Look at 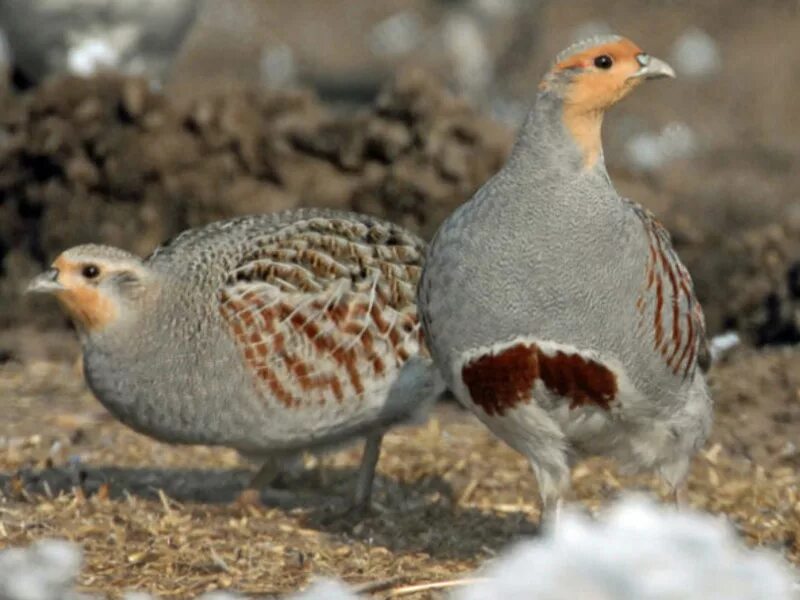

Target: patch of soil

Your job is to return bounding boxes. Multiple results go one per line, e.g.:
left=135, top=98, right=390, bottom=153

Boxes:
left=710, top=345, right=800, bottom=467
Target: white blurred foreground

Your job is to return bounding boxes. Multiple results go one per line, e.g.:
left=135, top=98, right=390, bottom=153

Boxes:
left=456, top=497, right=797, bottom=600
left=0, top=497, right=796, bottom=599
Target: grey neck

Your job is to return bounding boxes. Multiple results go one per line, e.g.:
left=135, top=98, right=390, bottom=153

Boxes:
left=505, top=90, right=610, bottom=188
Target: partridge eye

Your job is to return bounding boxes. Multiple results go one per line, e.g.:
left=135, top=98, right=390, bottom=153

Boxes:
left=594, top=54, right=613, bottom=69
left=81, top=264, right=100, bottom=279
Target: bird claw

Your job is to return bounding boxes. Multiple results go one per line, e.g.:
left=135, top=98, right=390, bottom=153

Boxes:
left=233, top=488, right=264, bottom=509
left=340, top=499, right=376, bottom=519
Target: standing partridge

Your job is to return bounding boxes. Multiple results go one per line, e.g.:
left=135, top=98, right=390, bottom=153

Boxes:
left=28, top=209, right=442, bottom=508
left=417, top=36, right=712, bottom=521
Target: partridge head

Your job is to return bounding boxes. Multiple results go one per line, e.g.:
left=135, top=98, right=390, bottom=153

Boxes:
left=28, top=244, right=151, bottom=334
left=539, top=36, right=675, bottom=168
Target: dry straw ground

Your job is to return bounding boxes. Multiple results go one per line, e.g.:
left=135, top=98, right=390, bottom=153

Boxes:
left=1, top=344, right=800, bottom=598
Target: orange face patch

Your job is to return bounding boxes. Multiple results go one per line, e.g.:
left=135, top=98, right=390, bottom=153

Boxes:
left=545, top=38, right=648, bottom=168
left=51, top=256, right=118, bottom=331
left=559, top=39, right=646, bottom=109
left=462, top=343, right=618, bottom=417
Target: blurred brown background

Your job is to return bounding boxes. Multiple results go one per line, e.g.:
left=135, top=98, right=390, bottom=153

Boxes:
left=1, top=0, right=799, bottom=357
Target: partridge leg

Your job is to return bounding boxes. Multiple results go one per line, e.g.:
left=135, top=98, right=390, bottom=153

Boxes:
left=530, top=453, right=570, bottom=529
left=672, top=477, right=690, bottom=509
left=352, top=431, right=384, bottom=510
left=660, top=458, right=691, bottom=510
left=541, top=496, right=564, bottom=527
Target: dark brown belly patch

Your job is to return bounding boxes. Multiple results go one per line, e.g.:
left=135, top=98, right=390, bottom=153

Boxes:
left=461, top=342, right=618, bottom=416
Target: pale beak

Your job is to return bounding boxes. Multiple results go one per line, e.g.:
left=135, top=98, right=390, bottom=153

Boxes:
left=631, top=54, right=676, bottom=80
left=26, top=268, right=64, bottom=294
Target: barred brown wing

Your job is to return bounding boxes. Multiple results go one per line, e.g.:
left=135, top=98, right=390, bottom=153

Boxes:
left=217, top=218, right=424, bottom=409
left=630, top=202, right=709, bottom=378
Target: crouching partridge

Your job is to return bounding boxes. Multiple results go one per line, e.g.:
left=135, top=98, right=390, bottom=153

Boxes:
left=28, top=209, right=443, bottom=509
left=417, top=36, right=712, bottom=521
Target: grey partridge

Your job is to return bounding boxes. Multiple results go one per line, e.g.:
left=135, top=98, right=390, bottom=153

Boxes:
left=417, top=36, right=712, bottom=521
left=29, top=209, right=443, bottom=508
